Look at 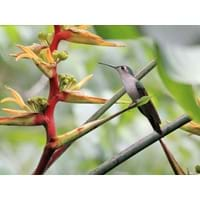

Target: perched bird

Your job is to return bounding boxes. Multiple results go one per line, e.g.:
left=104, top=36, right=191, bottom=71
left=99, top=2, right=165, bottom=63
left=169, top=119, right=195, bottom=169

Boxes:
left=99, top=62, right=162, bottom=134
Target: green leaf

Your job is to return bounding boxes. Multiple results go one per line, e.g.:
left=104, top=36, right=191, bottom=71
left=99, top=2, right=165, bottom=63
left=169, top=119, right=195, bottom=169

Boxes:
left=94, top=25, right=141, bottom=39
left=157, top=45, right=200, bottom=122
left=136, top=96, right=151, bottom=107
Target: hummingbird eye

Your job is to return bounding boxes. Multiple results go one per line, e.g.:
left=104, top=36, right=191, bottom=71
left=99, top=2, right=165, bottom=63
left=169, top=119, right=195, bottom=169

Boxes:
left=121, top=66, right=126, bottom=70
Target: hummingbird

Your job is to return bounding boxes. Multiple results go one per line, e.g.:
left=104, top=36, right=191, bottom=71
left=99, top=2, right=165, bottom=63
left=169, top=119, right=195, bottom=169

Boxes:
left=99, top=62, right=162, bottom=134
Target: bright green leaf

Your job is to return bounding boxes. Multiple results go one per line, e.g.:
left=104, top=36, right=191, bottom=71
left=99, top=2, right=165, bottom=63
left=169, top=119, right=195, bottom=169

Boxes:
left=157, top=45, right=200, bottom=122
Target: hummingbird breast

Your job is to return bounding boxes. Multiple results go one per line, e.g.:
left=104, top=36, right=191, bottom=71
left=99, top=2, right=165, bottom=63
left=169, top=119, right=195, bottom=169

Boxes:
left=120, top=74, right=140, bottom=102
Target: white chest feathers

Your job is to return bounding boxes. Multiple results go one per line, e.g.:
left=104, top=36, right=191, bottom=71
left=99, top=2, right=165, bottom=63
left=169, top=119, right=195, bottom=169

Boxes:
left=120, top=73, right=140, bottom=102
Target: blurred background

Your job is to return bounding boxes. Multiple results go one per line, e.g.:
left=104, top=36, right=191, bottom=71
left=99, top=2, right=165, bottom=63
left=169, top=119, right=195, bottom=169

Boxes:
left=0, top=25, right=199, bottom=174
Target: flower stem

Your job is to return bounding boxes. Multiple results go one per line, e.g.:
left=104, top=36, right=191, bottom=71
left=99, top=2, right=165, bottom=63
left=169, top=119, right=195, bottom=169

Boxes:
left=33, top=145, right=55, bottom=175
left=33, top=25, right=61, bottom=174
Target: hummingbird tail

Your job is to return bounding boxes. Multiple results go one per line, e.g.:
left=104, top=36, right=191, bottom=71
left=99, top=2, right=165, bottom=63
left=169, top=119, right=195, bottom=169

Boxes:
left=148, top=116, right=162, bottom=134
left=138, top=102, right=162, bottom=135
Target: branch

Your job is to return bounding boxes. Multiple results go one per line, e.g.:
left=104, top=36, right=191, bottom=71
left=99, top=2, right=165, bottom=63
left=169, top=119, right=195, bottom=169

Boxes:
left=33, top=146, right=55, bottom=174
left=85, top=60, right=157, bottom=123
left=89, top=114, right=191, bottom=175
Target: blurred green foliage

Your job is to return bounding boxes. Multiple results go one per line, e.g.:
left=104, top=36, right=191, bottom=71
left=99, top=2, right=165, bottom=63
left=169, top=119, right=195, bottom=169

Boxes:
left=0, top=25, right=199, bottom=174
left=94, top=25, right=141, bottom=39
left=157, top=45, right=200, bottom=122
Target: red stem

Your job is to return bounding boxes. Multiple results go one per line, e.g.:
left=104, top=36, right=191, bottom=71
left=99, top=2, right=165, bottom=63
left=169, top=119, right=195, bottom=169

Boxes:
left=33, top=25, right=61, bottom=174
left=50, top=27, right=72, bottom=52
left=34, top=113, right=46, bottom=125
left=44, top=97, right=58, bottom=140
left=44, top=62, right=59, bottom=140
left=45, top=143, right=72, bottom=170
left=33, top=25, right=74, bottom=174
left=33, top=146, right=55, bottom=175
left=54, top=25, right=61, bottom=34
left=50, top=36, right=59, bottom=52
left=50, top=25, right=61, bottom=52
left=49, top=69, right=59, bottom=98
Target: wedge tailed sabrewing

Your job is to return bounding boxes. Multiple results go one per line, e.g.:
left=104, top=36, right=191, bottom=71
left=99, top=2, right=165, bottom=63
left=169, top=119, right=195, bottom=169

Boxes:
left=99, top=62, right=162, bottom=134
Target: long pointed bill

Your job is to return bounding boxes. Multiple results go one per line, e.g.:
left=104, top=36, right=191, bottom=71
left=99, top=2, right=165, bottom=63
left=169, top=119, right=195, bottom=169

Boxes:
left=98, top=62, right=117, bottom=69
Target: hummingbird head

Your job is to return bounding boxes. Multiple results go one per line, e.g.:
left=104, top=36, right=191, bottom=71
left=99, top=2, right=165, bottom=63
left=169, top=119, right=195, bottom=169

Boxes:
left=115, top=65, right=134, bottom=76
left=98, top=62, right=134, bottom=76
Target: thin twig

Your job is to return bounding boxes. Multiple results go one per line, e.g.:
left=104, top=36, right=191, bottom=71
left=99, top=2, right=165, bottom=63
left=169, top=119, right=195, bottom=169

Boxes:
left=89, top=114, right=191, bottom=175
left=159, top=140, right=185, bottom=175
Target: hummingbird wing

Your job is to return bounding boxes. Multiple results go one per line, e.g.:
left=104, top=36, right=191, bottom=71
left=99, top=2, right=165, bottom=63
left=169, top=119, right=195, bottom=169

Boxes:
left=136, top=81, right=162, bottom=134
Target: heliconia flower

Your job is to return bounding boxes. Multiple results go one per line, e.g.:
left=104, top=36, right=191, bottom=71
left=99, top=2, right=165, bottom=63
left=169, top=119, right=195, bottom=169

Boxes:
left=58, top=73, right=78, bottom=91
left=41, top=47, right=55, bottom=64
left=59, top=73, right=93, bottom=91
left=27, top=96, right=48, bottom=113
left=38, top=32, right=52, bottom=45
left=10, top=44, right=46, bottom=61
left=10, top=44, right=56, bottom=77
left=52, top=50, right=68, bottom=63
left=61, top=26, right=125, bottom=47
left=181, top=121, right=200, bottom=136
left=58, top=73, right=130, bottom=104
left=0, top=86, right=33, bottom=116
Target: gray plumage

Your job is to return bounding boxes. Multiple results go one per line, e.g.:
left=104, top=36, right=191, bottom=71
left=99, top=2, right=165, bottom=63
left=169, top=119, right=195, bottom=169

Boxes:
left=99, top=63, right=162, bottom=134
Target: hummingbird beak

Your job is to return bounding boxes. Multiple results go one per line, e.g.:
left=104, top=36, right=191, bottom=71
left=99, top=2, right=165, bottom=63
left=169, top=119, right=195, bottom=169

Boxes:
left=98, top=62, right=116, bottom=69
